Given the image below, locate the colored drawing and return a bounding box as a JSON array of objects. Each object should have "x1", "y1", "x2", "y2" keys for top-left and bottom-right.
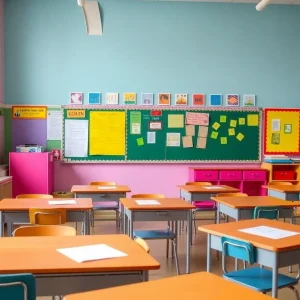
[
  {"x1": 168, "y1": 114, "x2": 184, "y2": 128},
  {"x1": 243, "y1": 94, "x2": 256, "y2": 107},
  {"x1": 271, "y1": 133, "x2": 280, "y2": 145},
  {"x1": 12, "y1": 106, "x2": 47, "y2": 119},
  {"x1": 226, "y1": 94, "x2": 239, "y2": 106},
  {"x1": 88, "y1": 93, "x2": 101, "y2": 105},
  {"x1": 193, "y1": 94, "x2": 205, "y2": 106},
  {"x1": 284, "y1": 124, "x2": 292, "y2": 134},
  {"x1": 228, "y1": 128, "x2": 235, "y2": 136},
  {"x1": 211, "y1": 131, "x2": 219, "y2": 139},
  {"x1": 236, "y1": 133, "x2": 244, "y2": 142},
  {"x1": 220, "y1": 115, "x2": 227, "y2": 123},
  {"x1": 239, "y1": 118, "x2": 245, "y2": 125},
  {"x1": 230, "y1": 120, "x2": 237, "y2": 128},
  {"x1": 210, "y1": 94, "x2": 222, "y2": 106},
  {"x1": 124, "y1": 93, "x2": 136, "y2": 105},
  {"x1": 137, "y1": 137, "x2": 144, "y2": 146},
  {"x1": 247, "y1": 114, "x2": 259, "y2": 126},
  {"x1": 70, "y1": 92, "x2": 83, "y2": 105},
  {"x1": 182, "y1": 136, "x2": 193, "y2": 148},
  {"x1": 105, "y1": 93, "x2": 119, "y2": 105},
  {"x1": 175, "y1": 94, "x2": 188, "y2": 105},
  {"x1": 212, "y1": 122, "x2": 220, "y2": 131},
  {"x1": 158, "y1": 93, "x2": 171, "y2": 105},
  {"x1": 186, "y1": 112, "x2": 209, "y2": 126},
  {"x1": 141, "y1": 93, "x2": 154, "y2": 105},
  {"x1": 197, "y1": 137, "x2": 207, "y2": 149},
  {"x1": 220, "y1": 137, "x2": 227, "y2": 145},
  {"x1": 186, "y1": 125, "x2": 195, "y2": 136}
]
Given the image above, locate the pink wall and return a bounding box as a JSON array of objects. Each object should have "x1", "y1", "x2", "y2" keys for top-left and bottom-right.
[{"x1": 54, "y1": 163, "x2": 261, "y2": 197}]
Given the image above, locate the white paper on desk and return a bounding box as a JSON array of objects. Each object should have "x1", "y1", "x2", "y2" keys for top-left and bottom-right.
[
  {"x1": 48, "y1": 200, "x2": 76, "y2": 205},
  {"x1": 98, "y1": 186, "x2": 117, "y2": 190},
  {"x1": 57, "y1": 244, "x2": 127, "y2": 263},
  {"x1": 239, "y1": 226, "x2": 299, "y2": 240},
  {"x1": 203, "y1": 186, "x2": 224, "y2": 190},
  {"x1": 135, "y1": 200, "x2": 161, "y2": 205}
]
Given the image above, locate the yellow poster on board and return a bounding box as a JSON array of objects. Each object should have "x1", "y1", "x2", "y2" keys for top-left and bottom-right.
[
  {"x1": 12, "y1": 106, "x2": 47, "y2": 119},
  {"x1": 89, "y1": 111, "x2": 125, "y2": 155}
]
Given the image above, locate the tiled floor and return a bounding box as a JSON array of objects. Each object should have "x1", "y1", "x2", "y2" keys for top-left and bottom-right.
[{"x1": 39, "y1": 219, "x2": 299, "y2": 300}]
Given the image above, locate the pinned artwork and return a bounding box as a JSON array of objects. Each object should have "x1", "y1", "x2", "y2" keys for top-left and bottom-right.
[
  {"x1": 105, "y1": 93, "x2": 119, "y2": 105},
  {"x1": 158, "y1": 93, "x2": 171, "y2": 106},
  {"x1": 88, "y1": 93, "x2": 101, "y2": 105},
  {"x1": 226, "y1": 94, "x2": 239, "y2": 106},
  {"x1": 209, "y1": 94, "x2": 222, "y2": 106},
  {"x1": 193, "y1": 94, "x2": 205, "y2": 106},
  {"x1": 175, "y1": 94, "x2": 188, "y2": 105},
  {"x1": 141, "y1": 93, "x2": 154, "y2": 105},
  {"x1": 124, "y1": 93, "x2": 136, "y2": 105},
  {"x1": 243, "y1": 94, "x2": 256, "y2": 107},
  {"x1": 70, "y1": 92, "x2": 83, "y2": 105}
]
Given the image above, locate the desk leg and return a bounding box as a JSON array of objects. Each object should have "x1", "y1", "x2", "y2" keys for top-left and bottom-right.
[
  {"x1": 84, "y1": 211, "x2": 90, "y2": 235},
  {"x1": 272, "y1": 254, "x2": 279, "y2": 298},
  {"x1": 186, "y1": 210, "x2": 191, "y2": 274},
  {"x1": 121, "y1": 203, "x2": 125, "y2": 234},
  {"x1": 142, "y1": 270, "x2": 149, "y2": 281},
  {"x1": 207, "y1": 234, "x2": 211, "y2": 272},
  {"x1": 234, "y1": 213, "x2": 241, "y2": 271},
  {"x1": 129, "y1": 211, "x2": 134, "y2": 239},
  {"x1": 0, "y1": 212, "x2": 3, "y2": 237}
]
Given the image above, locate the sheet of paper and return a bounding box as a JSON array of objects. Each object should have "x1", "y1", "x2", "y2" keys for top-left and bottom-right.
[
  {"x1": 135, "y1": 200, "x2": 161, "y2": 205},
  {"x1": 211, "y1": 131, "x2": 219, "y2": 139},
  {"x1": 98, "y1": 186, "x2": 117, "y2": 190},
  {"x1": 239, "y1": 118, "x2": 245, "y2": 125},
  {"x1": 65, "y1": 120, "x2": 88, "y2": 157},
  {"x1": 182, "y1": 136, "x2": 193, "y2": 148},
  {"x1": 212, "y1": 122, "x2": 220, "y2": 130},
  {"x1": 247, "y1": 114, "x2": 259, "y2": 126},
  {"x1": 186, "y1": 112, "x2": 209, "y2": 126},
  {"x1": 147, "y1": 132, "x2": 156, "y2": 144},
  {"x1": 89, "y1": 111, "x2": 125, "y2": 155},
  {"x1": 83, "y1": 1, "x2": 103, "y2": 36},
  {"x1": 130, "y1": 111, "x2": 141, "y2": 134},
  {"x1": 47, "y1": 111, "x2": 62, "y2": 140},
  {"x1": 166, "y1": 133, "x2": 180, "y2": 147},
  {"x1": 220, "y1": 137, "x2": 227, "y2": 145},
  {"x1": 198, "y1": 126, "x2": 208, "y2": 138},
  {"x1": 272, "y1": 119, "x2": 281, "y2": 132},
  {"x1": 185, "y1": 125, "x2": 195, "y2": 136},
  {"x1": 228, "y1": 128, "x2": 235, "y2": 136},
  {"x1": 197, "y1": 137, "x2": 207, "y2": 149},
  {"x1": 204, "y1": 186, "x2": 224, "y2": 190},
  {"x1": 230, "y1": 120, "x2": 237, "y2": 128},
  {"x1": 236, "y1": 133, "x2": 244, "y2": 141},
  {"x1": 168, "y1": 114, "x2": 184, "y2": 128},
  {"x1": 220, "y1": 115, "x2": 227, "y2": 123},
  {"x1": 48, "y1": 200, "x2": 76, "y2": 205},
  {"x1": 57, "y1": 244, "x2": 127, "y2": 263},
  {"x1": 239, "y1": 226, "x2": 299, "y2": 240},
  {"x1": 137, "y1": 137, "x2": 144, "y2": 146}
]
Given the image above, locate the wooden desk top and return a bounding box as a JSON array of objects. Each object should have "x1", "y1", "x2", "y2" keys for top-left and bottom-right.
[
  {"x1": 0, "y1": 234, "x2": 160, "y2": 274},
  {"x1": 71, "y1": 185, "x2": 131, "y2": 193},
  {"x1": 199, "y1": 219, "x2": 300, "y2": 252},
  {"x1": 263, "y1": 185, "x2": 300, "y2": 193},
  {"x1": 120, "y1": 198, "x2": 195, "y2": 210},
  {"x1": 211, "y1": 196, "x2": 300, "y2": 209},
  {"x1": 0, "y1": 198, "x2": 93, "y2": 211},
  {"x1": 177, "y1": 185, "x2": 239, "y2": 193},
  {"x1": 64, "y1": 272, "x2": 272, "y2": 300}
]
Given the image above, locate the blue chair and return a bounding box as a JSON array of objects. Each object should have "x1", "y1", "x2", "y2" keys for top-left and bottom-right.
[
  {"x1": 253, "y1": 206, "x2": 280, "y2": 220},
  {"x1": 0, "y1": 273, "x2": 36, "y2": 300},
  {"x1": 221, "y1": 236, "x2": 300, "y2": 298}
]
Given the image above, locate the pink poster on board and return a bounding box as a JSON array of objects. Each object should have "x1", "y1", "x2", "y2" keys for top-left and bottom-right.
[{"x1": 186, "y1": 112, "x2": 209, "y2": 126}]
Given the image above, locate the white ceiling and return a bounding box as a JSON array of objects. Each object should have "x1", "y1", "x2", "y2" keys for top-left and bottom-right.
[{"x1": 151, "y1": 0, "x2": 300, "y2": 4}]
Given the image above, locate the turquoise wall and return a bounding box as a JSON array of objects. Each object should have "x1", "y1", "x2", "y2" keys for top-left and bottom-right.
[{"x1": 4, "y1": 0, "x2": 300, "y2": 107}]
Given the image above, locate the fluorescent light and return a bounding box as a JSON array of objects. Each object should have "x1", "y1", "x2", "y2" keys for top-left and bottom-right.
[
  {"x1": 77, "y1": 0, "x2": 85, "y2": 6},
  {"x1": 256, "y1": 0, "x2": 271, "y2": 11}
]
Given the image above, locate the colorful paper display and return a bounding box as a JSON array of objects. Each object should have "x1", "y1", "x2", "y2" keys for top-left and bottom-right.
[
  {"x1": 168, "y1": 114, "x2": 184, "y2": 128},
  {"x1": 186, "y1": 112, "x2": 209, "y2": 126},
  {"x1": 212, "y1": 122, "x2": 220, "y2": 130}
]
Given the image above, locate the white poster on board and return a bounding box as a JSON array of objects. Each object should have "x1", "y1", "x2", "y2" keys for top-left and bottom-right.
[
  {"x1": 65, "y1": 120, "x2": 88, "y2": 157},
  {"x1": 47, "y1": 111, "x2": 62, "y2": 140}
]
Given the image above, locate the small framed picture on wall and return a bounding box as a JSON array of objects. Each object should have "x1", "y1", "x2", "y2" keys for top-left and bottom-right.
[
  {"x1": 226, "y1": 94, "x2": 239, "y2": 106},
  {"x1": 141, "y1": 93, "x2": 154, "y2": 105},
  {"x1": 193, "y1": 94, "x2": 205, "y2": 106},
  {"x1": 209, "y1": 94, "x2": 222, "y2": 106},
  {"x1": 158, "y1": 93, "x2": 171, "y2": 105},
  {"x1": 243, "y1": 94, "x2": 256, "y2": 107},
  {"x1": 70, "y1": 92, "x2": 83, "y2": 105}
]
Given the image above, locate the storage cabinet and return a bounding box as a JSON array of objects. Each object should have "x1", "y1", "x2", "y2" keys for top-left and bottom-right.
[
  {"x1": 189, "y1": 167, "x2": 268, "y2": 196},
  {"x1": 9, "y1": 152, "x2": 54, "y2": 197},
  {"x1": 0, "y1": 177, "x2": 12, "y2": 199}
]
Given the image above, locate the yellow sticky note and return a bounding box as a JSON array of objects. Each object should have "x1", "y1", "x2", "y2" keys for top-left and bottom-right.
[
  {"x1": 239, "y1": 118, "x2": 245, "y2": 125},
  {"x1": 247, "y1": 114, "x2": 259, "y2": 126},
  {"x1": 220, "y1": 116, "x2": 227, "y2": 123},
  {"x1": 221, "y1": 137, "x2": 227, "y2": 145},
  {"x1": 228, "y1": 128, "x2": 235, "y2": 136},
  {"x1": 212, "y1": 122, "x2": 220, "y2": 130},
  {"x1": 230, "y1": 120, "x2": 237, "y2": 128},
  {"x1": 236, "y1": 133, "x2": 244, "y2": 141},
  {"x1": 211, "y1": 131, "x2": 219, "y2": 139}
]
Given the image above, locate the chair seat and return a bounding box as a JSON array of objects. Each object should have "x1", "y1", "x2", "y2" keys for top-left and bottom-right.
[
  {"x1": 134, "y1": 229, "x2": 176, "y2": 240},
  {"x1": 93, "y1": 201, "x2": 119, "y2": 210},
  {"x1": 192, "y1": 201, "x2": 216, "y2": 210},
  {"x1": 224, "y1": 267, "x2": 298, "y2": 292}
]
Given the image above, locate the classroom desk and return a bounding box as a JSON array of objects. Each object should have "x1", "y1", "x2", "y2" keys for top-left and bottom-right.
[
  {"x1": 0, "y1": 198, "x2": 93, "y2": 236},
  {"x1": 263, "y1": 185, "x2": 300, "y2": 201},
  {"x1": 71, "y1": 185, "x2": 131, "y2": 231},
  {"x1": 63, "y1": 271, "x2": 273, "y2": 300},
  {"x1": 211, "y1": 195, "x2": 300, "y2": 222},
  {"x1": 199, "y1": 218, "x2": 300, "y2": 298},
  {"x1": 0, "y1": 234, "x2": 159, "y2": 297},
  {"x1": 120, "y1": 197, "x2": 195, "y2": 274}
]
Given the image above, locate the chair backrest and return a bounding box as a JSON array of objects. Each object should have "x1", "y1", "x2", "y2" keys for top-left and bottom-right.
[
  {"x1": 253, "y1": 206, "x2": 280, "y2": 220},
  {"x1": 131, "y1": 194, "x2": 165, "y2": 198},
  {"x1": 0, "y1": 273, "x2": 36, "y2": 300},
  {"x1": 16, "y1": 194, "x2": 53, "y2": 199},
  {"x1": 89, "y1": 181, "x2": 117, "y2": 186},
  {"x1": 186, "y1": 182, "x2": 212, "y2": 186},
  {"x1": 221, "y1": 237, "x2": 255, "y2": 274},
  {"x1": 134, "y1": 238, "x2": 150, "y2": 253},
  {"x1": 216, "y1": 193, "x2": 248, "y2": 197},
  {"x1": 29, "y1": 208, "x2": 67, "y2": 225},
  {"x1": 269, "y1": 181, "x2": 293, "y2": 186},
  {"x1": 13, "y1": 225, "x2": 76, "y2": 237}
]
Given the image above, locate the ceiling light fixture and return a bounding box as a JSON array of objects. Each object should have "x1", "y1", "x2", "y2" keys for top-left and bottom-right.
[
  {"x1": 77, "y1": 0, "x2": 85, "y2": 7},
  {"x1": 256, "y1": 0, "x2": 271, "y2": 11}
]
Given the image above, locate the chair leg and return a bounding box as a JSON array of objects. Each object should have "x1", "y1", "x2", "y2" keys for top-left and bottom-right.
[
  {"x1": 91, "y1": 211, "x2": 94, "y2": 227},
  {"x1": 172, "y1": 239, "x2": 180, "y2": 275},
  {"x1": 288, "y1": 286, "x2": 300, "y2": 300},
  {"x1": 166, "y1": 239, "x2": 169, "y2": 259}
]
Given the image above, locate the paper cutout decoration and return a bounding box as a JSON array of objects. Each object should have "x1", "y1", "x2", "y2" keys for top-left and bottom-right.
[
  {"x1": 239, "y1": 118, "x2": 245, "y2": 125},
  {"x1": 182, "y1": 136, "x2": 193, "y2": 148},
  {"x1": 210, "y1": 94, "x2": 222, "y2": 106},
  {"x1": 220, "y1": 115, "x2": 227, "y2": 123},
  {"x1": 198, "y1": 126, "x2": 208, "y2": 138},
  {"x1": 88, "y1": 93, "x2": 101, "y2": 104},
  {"x1": 211, "y1": 131, "x2": 219, "y2": 139},
  {"x1": 186, "y1": 125, "x2": 195, "y2": 136},
  {"x1": 70, "y1": 92, "x2": 83, "y2": 105},
  {"x1": 137, "y1": 137, "x2": 144, "y2": 146},
  {"x1": 228, "y1": 128, "x2": 235, "y2": 136},
  {"x1": 230, "y1": 120, "x2": 237, "y2": 128},
  {"x1": 236, "y1": 133, "x2": 244, "y2": 141},
  {"x1": 212, "y1": 122, "x2": 220, "y2": 130},
  {"x1": 168, "y1": 114, "x2": 184, "y2": 128},
  {"x1": 175, "y1": 94, "x2": 188, "y2": 105},
  {"x1": 124, "y1": 93, "x2": 136, "y2": 105},
  {"x1": 141, "y1": 93, "x2": 154, "y2": 105},
  {"x1": 186, "y1": 112, "x2": 209, "y2": 126},
  {"x1": 226, "y1": 94, "x2": 239, "y2": 106},
  {"x1": 197, "y1": 137, "x2": 207, "y2": 149},
  {"x1": 158, "y1": 93, "x2": 171, "y2": 105},
  {"x1": 193, "y1": 94, "x2": 205, "y2": 106},
  {"x1": 220, "y1": 137, "x2": 228, "y2": 145},
  {"x1": 247, "y1": 114, "x2": 259, "y2": 126}
]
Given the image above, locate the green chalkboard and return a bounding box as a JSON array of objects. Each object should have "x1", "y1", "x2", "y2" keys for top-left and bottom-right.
[{"x1": 62, "y1": 106, "x2": 261, "y2": 163}]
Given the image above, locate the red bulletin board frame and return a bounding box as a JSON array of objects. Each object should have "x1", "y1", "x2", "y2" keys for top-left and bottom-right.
[{"x1": 264, "y1": 108, "x2": 300, "y2": 155}]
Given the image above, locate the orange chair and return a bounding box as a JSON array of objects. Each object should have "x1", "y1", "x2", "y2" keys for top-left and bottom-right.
[
  {"x1": 134, "y1": 238, "x2": 150, "y2": 253},
  {"x1": 16, "y1": 194, "x2": 53, "y2": 199},
  {"x1": 13, "y1": 225, "x2": 76, "y2": 237},
  {"x1": 29, "y1": 208, "x2": 66, "y2": 225}
]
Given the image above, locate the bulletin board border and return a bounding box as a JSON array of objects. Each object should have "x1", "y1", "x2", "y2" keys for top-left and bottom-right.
[{"x1": 264, "y1": 108, "x2": 300, "y2": 155}]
